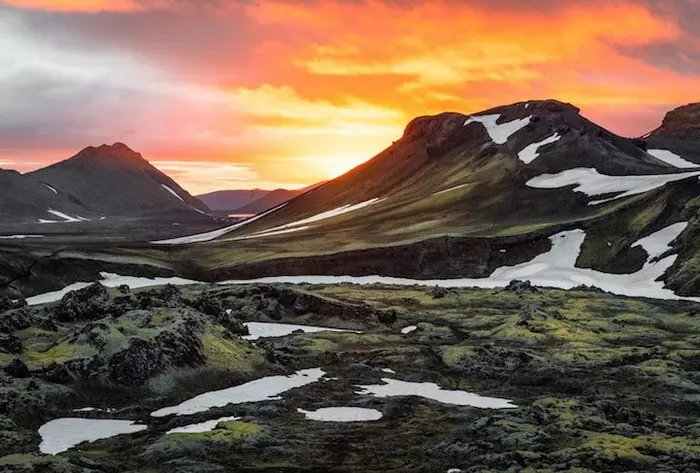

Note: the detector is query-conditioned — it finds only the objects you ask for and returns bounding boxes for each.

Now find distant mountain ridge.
[0,143,210,224]
[197,182,326,215]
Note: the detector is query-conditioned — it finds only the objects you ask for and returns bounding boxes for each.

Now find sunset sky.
[1,0,699,194]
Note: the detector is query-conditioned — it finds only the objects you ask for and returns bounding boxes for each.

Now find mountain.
[0,143,210,224]
[198,183,326,214]
[26,143,209,218]
[161,100,700,296]
[233,189,307,215]
[196,189,270,212]
[644,102,700,164]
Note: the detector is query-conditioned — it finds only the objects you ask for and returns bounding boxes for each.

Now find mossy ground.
[2,283,700,472]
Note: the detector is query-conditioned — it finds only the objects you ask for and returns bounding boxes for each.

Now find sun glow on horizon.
[2,0,699,192]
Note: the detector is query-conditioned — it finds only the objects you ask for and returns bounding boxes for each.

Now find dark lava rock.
[427,286,449,299]
[505,280,538,295]
[137,284,181,309]
[53,282,109,322]
[109,338,166,386]
[3,359,29,378]
[0,307,34,333]
[0,334,22,354]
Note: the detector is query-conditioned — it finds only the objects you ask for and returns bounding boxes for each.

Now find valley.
[2,99,700,472]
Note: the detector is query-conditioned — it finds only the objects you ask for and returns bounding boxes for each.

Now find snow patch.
[43,183,58,195]
[358,378,516,409]
[161,184,185,202]
[38,418,146,455]
[526,167,700,205]
[382,368,396,374]
[219,223,696,302]
[151,368,325,417]
[401,325,418,334]
[167,416,241,434]
[464,113,531,144]
[297,407,383,422]
[648,149,698,169]
[152,203,287,245]
[517,133,561,164]
[26,272,203,306]
[242,322,357,341]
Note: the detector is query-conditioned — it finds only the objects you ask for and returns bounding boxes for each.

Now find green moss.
[22,342,94,370]
[200,331,264,371]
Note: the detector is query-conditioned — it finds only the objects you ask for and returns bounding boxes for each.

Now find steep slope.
[197,189,269,212]
[234,188,306,215]
[0,169,89,224]
[644,102,700,164]
[26,143,209,218]
[159,99,700,296]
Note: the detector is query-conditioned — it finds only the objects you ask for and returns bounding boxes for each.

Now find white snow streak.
[251,198,383,235]
[526,167,700,205]
[517,133,561,164]
[648,149,698,169]
[464,114,531,144]
[433,184,469,196]
[152,203,287,245]
[43,184,58,195]
[161,184,185,202]
[0,235,44,239]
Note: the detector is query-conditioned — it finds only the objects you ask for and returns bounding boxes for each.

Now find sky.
[1,0,699,194]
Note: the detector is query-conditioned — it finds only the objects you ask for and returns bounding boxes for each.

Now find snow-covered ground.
[167,416,241,434]
[152,203,288,245]
[38,418,146,455]
[464,113,531,144]
[647,149,698,169]
[518,133,561,164]
[242,322,357,341]
[357,378,516,409]
[151,368,326,417]
[161,184,185,202]
[526,167,700,205]
[219,223,696,301]
[26,272,203,306]
[297,407,383,422]
[27,222,697,305]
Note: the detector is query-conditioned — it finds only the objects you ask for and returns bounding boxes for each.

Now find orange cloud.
[1,0,141,12]
[4,0,700,192]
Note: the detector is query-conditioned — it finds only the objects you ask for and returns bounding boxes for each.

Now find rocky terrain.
[1,280,699,472]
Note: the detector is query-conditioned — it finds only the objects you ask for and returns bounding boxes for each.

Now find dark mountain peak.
[658,103,700,135]
[402,112,467,140]
[71,142,147,168]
